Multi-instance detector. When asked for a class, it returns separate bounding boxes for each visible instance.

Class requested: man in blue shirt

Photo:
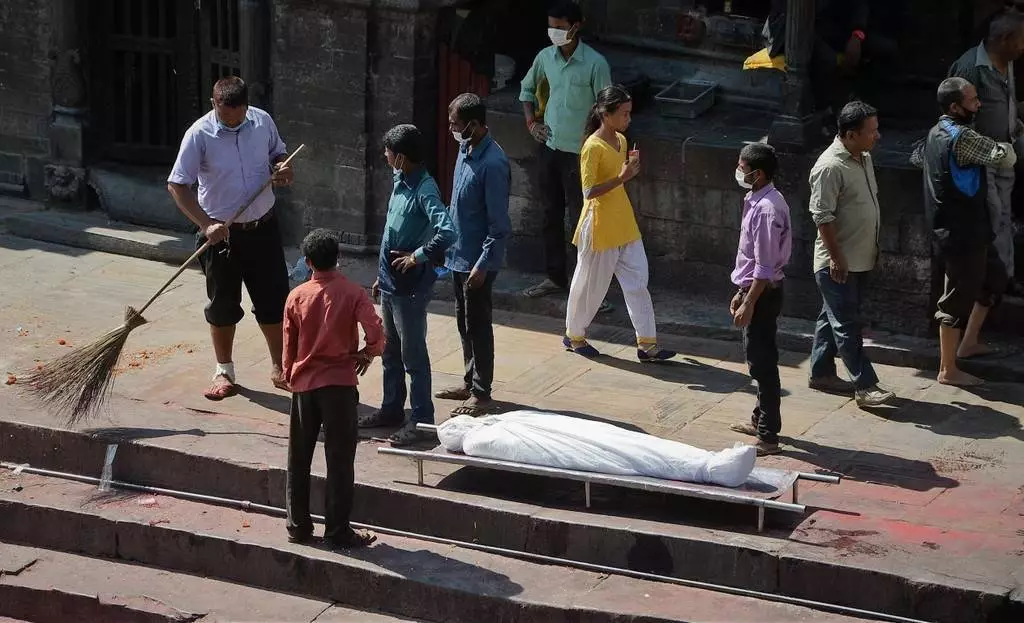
[434,94,511,416]
[361,124,456,446]
[167,76,294,402]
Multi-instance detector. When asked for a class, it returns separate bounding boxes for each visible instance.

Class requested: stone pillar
[768,0,822,148]
[46,0,88,205]
[270,0,446,249]
[239,0,271,109]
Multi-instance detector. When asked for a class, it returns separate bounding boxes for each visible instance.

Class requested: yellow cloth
[536,77,549,120]
[573,132,642,252]
[743,48,787,72]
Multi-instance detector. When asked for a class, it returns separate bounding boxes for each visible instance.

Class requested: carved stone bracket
[44,164,86,203]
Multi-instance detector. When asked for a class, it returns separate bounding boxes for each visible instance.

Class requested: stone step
[0,471,879,623]
[0,542,420,622]
[2,418,1019,623]
[4,208,1024,382]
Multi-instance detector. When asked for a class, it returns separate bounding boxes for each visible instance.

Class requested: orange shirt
[282,270,385,393]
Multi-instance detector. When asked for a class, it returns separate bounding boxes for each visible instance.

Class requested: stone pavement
[1,235,1023,620]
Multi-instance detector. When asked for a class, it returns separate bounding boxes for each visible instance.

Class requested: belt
[224,210,274,232]
[738,281,783,293]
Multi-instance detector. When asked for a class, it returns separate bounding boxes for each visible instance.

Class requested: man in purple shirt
[727,143,792,456]
[167,76,294,401]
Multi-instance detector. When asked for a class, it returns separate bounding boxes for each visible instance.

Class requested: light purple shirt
[167,107,287,223]
[731,184,792,287]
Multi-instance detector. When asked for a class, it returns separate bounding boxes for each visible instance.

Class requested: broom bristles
[21,307,147,427]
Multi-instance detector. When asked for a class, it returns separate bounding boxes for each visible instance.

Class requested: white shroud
[437,410,756,488]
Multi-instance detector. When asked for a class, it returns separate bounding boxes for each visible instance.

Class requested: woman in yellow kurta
[563,85,675,362]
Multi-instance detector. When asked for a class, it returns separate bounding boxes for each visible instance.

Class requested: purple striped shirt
[731,184,792,287]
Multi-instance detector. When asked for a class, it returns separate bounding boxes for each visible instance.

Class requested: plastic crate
[654,79,717,119]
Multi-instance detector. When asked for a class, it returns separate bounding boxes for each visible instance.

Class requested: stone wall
[487,92,933,336]
[270,0,443,248]
[0,1,53,197]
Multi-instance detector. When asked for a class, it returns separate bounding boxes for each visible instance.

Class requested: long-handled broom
[22,144,306,426]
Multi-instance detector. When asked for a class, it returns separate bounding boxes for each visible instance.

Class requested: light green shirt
[519,42,612,155]
[808,138,881,273]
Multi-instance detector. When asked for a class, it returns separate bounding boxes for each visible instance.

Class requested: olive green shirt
[808,137,881,273]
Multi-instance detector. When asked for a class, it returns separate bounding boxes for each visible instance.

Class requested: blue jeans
[809,269,879,390]
[380,292,434,424]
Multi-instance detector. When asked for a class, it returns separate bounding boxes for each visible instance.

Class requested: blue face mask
[216,113,249,133]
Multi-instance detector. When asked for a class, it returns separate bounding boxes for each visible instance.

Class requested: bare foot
[956,343,996,359]
[937,369,983,387]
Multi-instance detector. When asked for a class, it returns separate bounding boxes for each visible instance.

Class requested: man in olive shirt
[519,0,612,304]
[806,101,895,408]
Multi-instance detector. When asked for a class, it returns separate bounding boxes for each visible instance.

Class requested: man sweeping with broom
[167,76,295,400]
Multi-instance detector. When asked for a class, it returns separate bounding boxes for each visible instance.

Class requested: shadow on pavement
[595,355,754,395]
[237,386,291,414]
[862,397,1024,441]
[83,426,288,442]
[342,542,524,598]
[780,437,960,491]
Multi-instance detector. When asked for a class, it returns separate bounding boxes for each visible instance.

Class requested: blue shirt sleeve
[413,181,457,265]
[474,153,512,271]
[168,128,202,185]
[266,115,288,162]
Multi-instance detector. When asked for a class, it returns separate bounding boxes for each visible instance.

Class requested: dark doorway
[90,0,242,165]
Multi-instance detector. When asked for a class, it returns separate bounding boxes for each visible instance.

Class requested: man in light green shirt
[519,0,612,301]
[806,101,894,408]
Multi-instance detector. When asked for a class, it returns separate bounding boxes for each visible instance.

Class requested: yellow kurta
[573,132,642,252]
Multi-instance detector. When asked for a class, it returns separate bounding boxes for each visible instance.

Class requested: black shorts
[934,243,1007,329]
[196,212,289,327]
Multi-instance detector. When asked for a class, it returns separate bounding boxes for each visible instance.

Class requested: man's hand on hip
[204,222,230,245]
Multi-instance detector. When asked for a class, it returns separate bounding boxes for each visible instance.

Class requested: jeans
[809,269,879,390]
[453,270,497,399]
[380,292,433,424]
[286,385,359,543]
[537,144,583,288]
[742,285,784,444]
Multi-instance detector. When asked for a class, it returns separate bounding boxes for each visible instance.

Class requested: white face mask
[392,155,405,177]
[735,168,756,190]
[452,121,475,145]
[548,27,572,47]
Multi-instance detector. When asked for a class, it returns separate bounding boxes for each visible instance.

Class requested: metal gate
[92,0,241,164]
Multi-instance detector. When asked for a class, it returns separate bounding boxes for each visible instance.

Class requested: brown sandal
[204,375,238,401]
[330,529,377,549]
[434,386,471,400]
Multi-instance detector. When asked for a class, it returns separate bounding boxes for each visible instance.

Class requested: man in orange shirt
[283,229,384,549]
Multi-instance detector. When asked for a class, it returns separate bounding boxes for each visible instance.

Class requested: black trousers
[286,385,359,543]
[453,270,497,399]
[742,285,784,444]
[935,243,1006,328]
[537,144,584,288]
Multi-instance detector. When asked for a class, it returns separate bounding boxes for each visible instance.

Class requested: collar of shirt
[311,270,341,283]
[462,133,495,161]
[744,183,777,208]
[827,136,869,163]
[550,41,587,68]
[976,42,1014,74]
[395,166,427,190]
[210,108,256,138]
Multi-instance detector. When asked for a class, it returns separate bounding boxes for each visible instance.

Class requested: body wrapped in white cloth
[437,410,756,488]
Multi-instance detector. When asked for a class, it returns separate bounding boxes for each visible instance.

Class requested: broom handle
[136,144,306,316]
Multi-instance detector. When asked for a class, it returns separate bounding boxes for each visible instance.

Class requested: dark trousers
[537,144,584,288]
[935,243,1006,328]
[286,385,359,543]
[453,270,497,399]
[809,269,879,390]
[742,285,784,444]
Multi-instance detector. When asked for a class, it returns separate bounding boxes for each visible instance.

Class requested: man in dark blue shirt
[361,124,456,446]
[434,94,511,416]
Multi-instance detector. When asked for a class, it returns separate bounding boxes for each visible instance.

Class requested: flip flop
[450,401,498,417]
[204,375,238,401]
[435,387,472,400]
[358,410,404,428]
[524,280,564,298]
[329,529,377,549]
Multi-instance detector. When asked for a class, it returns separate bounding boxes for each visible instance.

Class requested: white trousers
[565,212,657,342]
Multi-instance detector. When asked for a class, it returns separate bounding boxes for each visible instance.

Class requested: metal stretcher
[377,424,840,532]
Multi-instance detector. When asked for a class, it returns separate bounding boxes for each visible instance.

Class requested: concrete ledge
[2,420,1019,623]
